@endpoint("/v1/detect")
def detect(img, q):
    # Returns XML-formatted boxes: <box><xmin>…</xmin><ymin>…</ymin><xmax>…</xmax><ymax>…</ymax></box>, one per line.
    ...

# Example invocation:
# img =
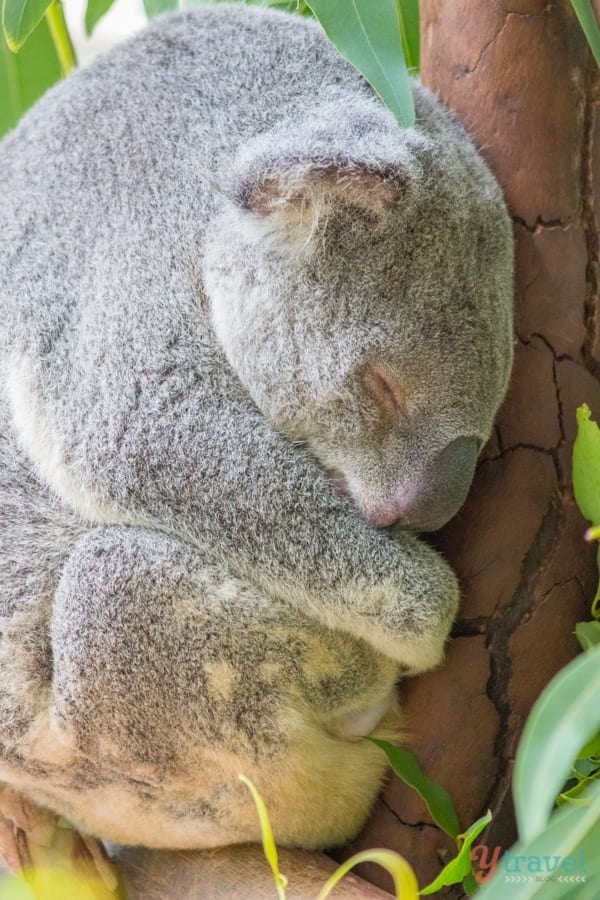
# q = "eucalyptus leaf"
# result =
<box><xmin>396</xmin><ymin>0</ymin><xmax>418</xmax><ymax>72</ymax></box>
<box><xmin>579</xmin><ymin>732</ymin><xmax>600</xmax><ymax>759</ymax></box>
<box><xmin>239</xmin><ymin>774</ymin><xmax>287</xmax><ymax>899</ymax></box>
<box><xmin>304</xmin><ymin>0</ymin><xmax>415</xmax><ymax>127</ymax></box>
<box><xmin>84</xmin><ymin>0</ymin><xmax>116</xmax><ymax>36</ymax></box>
<box><xmin>317</xmin><ymin>849</ymin><xmax>418</xmax><ymax>900</ymax></box>
<box><xmin>368</xmin><ymin>738</ymin><xmax>460</xmax><ymax>838</ymax></box>
<box><xmin>576</xmin><ymin>621</ymin><xmax>600</xmax><ymax>651</ymax></box>
<box><xmin>570</xmin><ymin>0</ymin><xmax>600</xmax><ymax>67</ymax></box>
<box><xmin>143</xmin><ymin>0</ymin><xmax>178</xmax><ymax>18</ymax></box>
<box><xmin>477</xmin><ymin>781</ymin><xmax>600</xmax><ymax>899</ymax></box>
<box><xmin>2</xmin><ymin>0</ymin><xmax>54</xmax><ymax>50</ymax></box>
<box><xmin>513</xmin><ymin>643</ymin><xmax>600</xmax><ymax>844</ymax></box>
<box><xmin>0</xmin><ymin>13</ymin><xmax>60</xmax><ymax>138</ymax></box>
<box><xmin>560</xmin><ymin>873</ymin><xmax>600</xmax><ymax>899</ymax></box>
<box><xmin>558</xmin><ymin>771</ymin><xmax>600</xmax><ymax>806</ymax></box>
<box><xmin>574</xmin><ymin>757</ymin><xmax>600</xmax><ymax>775</ymax></box>
<box><xmin>462</xmin><ymin>872</ymin><xmax>478</xmax><ymax>896</ymax></box>
<box><xmin>573</xmin><ymin>404</ymin><xmax>600</xmax><ymax>526</ymax></box>
<box><xmin>421</xmin><ymin>811</ymin><xmax>492</xmax><ymax>895</ymax></box>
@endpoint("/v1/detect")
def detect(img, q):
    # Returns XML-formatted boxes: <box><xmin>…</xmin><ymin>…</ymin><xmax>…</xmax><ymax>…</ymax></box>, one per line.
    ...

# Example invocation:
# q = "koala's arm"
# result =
<box><xmin>8</xmin><ymin>346</ymin><xmax>458</xmax><ymax>672</ymax></box>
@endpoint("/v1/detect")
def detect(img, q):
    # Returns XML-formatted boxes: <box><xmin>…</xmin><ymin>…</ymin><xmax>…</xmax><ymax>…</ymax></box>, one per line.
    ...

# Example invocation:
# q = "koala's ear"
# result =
<box><xmin>223</xmin><ymin>101</ymin><xmax>420</xmax><ymax>238</ymax></box>
<box><xmin>236</xmin><ymin>165</ymin><xmax>399</xmax><ymax>220</ymax></box>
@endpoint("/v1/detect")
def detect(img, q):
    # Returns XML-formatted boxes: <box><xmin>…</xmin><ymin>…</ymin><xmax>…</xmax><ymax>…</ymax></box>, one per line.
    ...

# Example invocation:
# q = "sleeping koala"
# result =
<box><xmin>0</xmin><ymin>4</ymin><xmax>513</xmax><ymax>850</ymax></box>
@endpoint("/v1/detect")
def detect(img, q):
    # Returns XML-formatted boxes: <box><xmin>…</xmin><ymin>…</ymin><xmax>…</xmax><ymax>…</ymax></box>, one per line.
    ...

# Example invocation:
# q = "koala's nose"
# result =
<box><xmin>367</xmin><ymin>436</ymin><xmax>479</xmax><ymax>531</ymax></box>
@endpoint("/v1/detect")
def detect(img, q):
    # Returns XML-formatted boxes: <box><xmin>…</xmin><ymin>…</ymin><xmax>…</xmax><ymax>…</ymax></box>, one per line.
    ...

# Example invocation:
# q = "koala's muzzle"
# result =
<box><xmin>367</xmin><ymin>436</ymin><xmax>479</xmax><ymax>532</ymax></box>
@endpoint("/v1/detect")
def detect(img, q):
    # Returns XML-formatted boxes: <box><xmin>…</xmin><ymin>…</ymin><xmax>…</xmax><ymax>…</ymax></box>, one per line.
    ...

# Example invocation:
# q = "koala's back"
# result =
<box><xmin>0</xmin><ymin>4</ymin><xmax>470</xmax><ymax>356</ymax></box>
<box><xmin>0</xmin><ymin>7</ymin><xmax>364</xmax><ymax>339</ymax></box>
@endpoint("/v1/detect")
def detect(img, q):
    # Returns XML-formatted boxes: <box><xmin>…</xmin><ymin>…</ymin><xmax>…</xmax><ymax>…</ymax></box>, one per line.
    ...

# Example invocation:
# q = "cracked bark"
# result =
<box><xmin>339</xmin><ymin>1</ymin><xmax>600</xmax><ymax>895</ymax></box>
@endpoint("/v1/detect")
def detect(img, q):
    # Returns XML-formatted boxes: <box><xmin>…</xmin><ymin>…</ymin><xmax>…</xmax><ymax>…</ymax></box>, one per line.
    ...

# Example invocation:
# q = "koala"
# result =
<box><xmin>0</xmin><ymin>4</ymin><xmax>514</xmax><ymax>850</ymax></box>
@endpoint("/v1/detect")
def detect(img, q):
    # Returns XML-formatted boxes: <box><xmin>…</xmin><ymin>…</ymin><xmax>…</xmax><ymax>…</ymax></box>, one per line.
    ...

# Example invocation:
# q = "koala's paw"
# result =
<box><xmin>359</xmin><ymin>620</ymin><xmax>451</xmax><ymax>674</ymax></box>
<box><xmin>344</xmin><ymin>548</ymin><xmax>460</xmax><ymax>673</ymax></box>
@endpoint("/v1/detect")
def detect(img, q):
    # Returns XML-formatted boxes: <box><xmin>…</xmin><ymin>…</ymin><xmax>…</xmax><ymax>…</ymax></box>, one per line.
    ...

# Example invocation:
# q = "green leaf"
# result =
<box><xmin>0</xmin><ymin>866</ymin><xmax>116</xmax><ymax>900</ymax></box>
<box><xmin>396</xmin><ymin>0</ymin><xmax>418</xmax><ymax>72</ymax></box>
<box><xmin>0</xmin><ymin>875</ymin><xmax>34</xmax><ymax>898</ymax></box>
<box><xmin>317</xmin><ymin>849</ymin><xmax>418</xmax><ymax>900</ymax></box>
<box><xmin>143</xmin><ymin>0</ymin><xmax>178</xmax><ymax>18</ymax></box>
<box><xmin>559</xmin><ymin>873</ymin><xmax>600</xmax><ymax>900</ymax></box>
<box><xmin>0</xmin><ymin>12</ymin><xmax>61</xmax><ymax>138</ymax></box>
<box><xmin>238</xmin><ymin>774</ymin><xmax>287</xmax><ymax>900</ymax></box>
<box><xmin>576</xmin><ymin>620</ymin><xmax>600</xmax><ymax>651</ymax></box>
<box><xmin>368</xmin><ymin>739</ymin><xmax>460</xmax><ymax>838</ymax></box>
<box><xmin>462</xmin><ymin>872</ymin><xmax>478</xmax><ymax>896</ymax></box>
<box><xmin>513</xmin><ymin>643</ymin><xmax>600</xmax><ymax>844</ymax></box>
<box><xmin>570</xmin><ymin>0</ymin><xmax>600</xmax><ymax>68</ymax></box>
<box><xmin>573</xmin><ymin>404</ymin><xmax>600</xmax><ymax>525</ymax></box>
<box><xmin>421</xmin><ymin>811</ymin><xmax>492</xmax><ymax>895</ymax></box>
<box><xmin>476</xmin><ymin>781</ymin><xmax>600</xmax><ymax>899</ymax></box>
<box><xmin>579</xmin><ymin>732</ymin><xmax>600</xmax><ymax>759</ymax></box>
<box><xmin>304</xmin><ymin>0</ymin><xmax>415</xmax><ymax>127</ymax></box>
<box><xmin>84</xmin><ymin>0</ymin><xmax>116</xmax><ymax>36</ymax></box>
<box><xmin>558</xmin><ymin>773</ymin><xmax>600</xmax><ymax>806</ymax></box>
<box><xmin>574</xmin><ymin>757</ymin><xmax>600</xmax><ymax>775</ymax></box>
<box><xmin>2</xmin><ymin>0</ymin><xmax>54</xmax><ymax>50</ymax></box>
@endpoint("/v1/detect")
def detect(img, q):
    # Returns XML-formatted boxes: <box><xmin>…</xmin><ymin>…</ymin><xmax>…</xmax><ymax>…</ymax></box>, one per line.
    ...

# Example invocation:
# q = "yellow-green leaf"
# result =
<box><xmin>84</xmin><ymin>0</ymin><xmax>116</xmax><ymax>36</ymax></box>
<box><xmin>573</xmin><ymin>404</ymin><xmax>600</xmax><ymax>526</ymax></box>
<box><xmin>3</xmin><ymin>0</ymin><xmax>53</xmax><ymax>50</ymax></box>
<box><xmin>420</xmin><ymin>811</ymin><xmax>492</xmax><ymax>895</ymax></box>
<box><xmin>396</xmin><ymin>0</ymin><xmax>418</xmax><ymax>72</ymax></box>
<box><xmin>317</xmin><ymin>849</ymin><xmax>419</xmax><ymax>900</ymax></box>
<box><xmin>239</xmin><ymin>774</ymin><xmax>287</xmax><ymax>900</ymax></box>
<box><xmin>0</xmin><ymin>12</ymin><xmax>60</xmax><ymax>137</ymax></box>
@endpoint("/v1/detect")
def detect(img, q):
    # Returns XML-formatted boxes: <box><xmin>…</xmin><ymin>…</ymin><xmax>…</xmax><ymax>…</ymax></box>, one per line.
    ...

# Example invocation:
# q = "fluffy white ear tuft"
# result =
<box><xmin>242</xmin><ymin>167</ymin><xmax>399</xmax><ymax>219</ymax></box>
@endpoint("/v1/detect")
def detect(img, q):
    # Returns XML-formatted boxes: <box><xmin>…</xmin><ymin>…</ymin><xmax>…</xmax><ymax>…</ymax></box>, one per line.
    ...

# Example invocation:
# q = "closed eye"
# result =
<box><xmin>364</xmin><ymin>365</ymin><xmax>405</xmax><ymax>418</ymax></box>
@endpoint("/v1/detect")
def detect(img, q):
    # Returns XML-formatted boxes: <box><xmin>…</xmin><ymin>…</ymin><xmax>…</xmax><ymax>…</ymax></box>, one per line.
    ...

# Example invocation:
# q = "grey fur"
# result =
<box><xmin>0</xmin><ymin>5</ymin><xmax>513</xmax><ymax>848</ymax></box>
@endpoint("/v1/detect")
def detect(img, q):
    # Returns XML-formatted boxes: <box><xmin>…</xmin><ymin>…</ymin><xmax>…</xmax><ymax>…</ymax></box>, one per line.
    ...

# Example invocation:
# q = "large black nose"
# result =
<box><xmin>366</xmin><ymin>436</ymin><xmax>480</xmax><ymax>531</ymax></box>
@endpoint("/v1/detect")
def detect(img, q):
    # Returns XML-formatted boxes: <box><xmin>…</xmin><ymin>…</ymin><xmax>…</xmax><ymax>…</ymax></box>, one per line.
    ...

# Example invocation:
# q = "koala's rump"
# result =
<box><xmin>0</xmin><ymin>504</ymin><xmax>399</xmax><ymax>847</ymax></box>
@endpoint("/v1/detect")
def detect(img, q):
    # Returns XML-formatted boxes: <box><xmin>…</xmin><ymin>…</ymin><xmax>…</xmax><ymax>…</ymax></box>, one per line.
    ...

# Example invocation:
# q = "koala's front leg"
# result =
<box><xmin>162</xmin><ymin>397</ymin><xmax>460</xmax><ymax>673</ymax></box>
<box><xmin>122</xmin><ymin>400</ymin><xmax>461</xmax><ymax>671</ymax></box>
<box><xmin>306</xmin><ymin>530</ymin><xmax>460</xmax><ymax>674</ymax></box>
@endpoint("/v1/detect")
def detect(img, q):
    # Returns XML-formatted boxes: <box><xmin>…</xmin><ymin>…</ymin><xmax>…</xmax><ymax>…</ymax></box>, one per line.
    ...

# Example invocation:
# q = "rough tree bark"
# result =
<box><xmin>342</xmin><ymin>0</ymin><xmax>600</xmax><ymax>894</ymax></box>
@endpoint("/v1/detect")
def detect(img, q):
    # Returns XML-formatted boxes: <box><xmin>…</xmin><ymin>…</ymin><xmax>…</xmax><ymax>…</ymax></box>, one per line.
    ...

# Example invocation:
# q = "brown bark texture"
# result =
<box><xmin>341</xmin><ymin>0</ymin><xmax>600</xmax><ymax>894</ymax></box>
<box><xmin>110</xmin><ymin>844</ymin><xmax>393</xmax><ymax>900</ymax></box>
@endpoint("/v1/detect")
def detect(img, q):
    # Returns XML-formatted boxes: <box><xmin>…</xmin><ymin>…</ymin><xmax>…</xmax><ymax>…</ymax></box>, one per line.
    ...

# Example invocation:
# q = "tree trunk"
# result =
<box><xmin>341</xmin><ymin>0</ymin><xmax>600</xmax><ymax>893</ymax></box>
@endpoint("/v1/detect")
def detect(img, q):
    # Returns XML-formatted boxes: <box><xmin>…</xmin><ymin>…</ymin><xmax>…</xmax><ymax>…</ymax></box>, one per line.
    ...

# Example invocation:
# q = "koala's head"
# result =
<box><xmin>203</xmin><ymin>90</ymin><xmax>514</xmax><ymax>531</ymax></box>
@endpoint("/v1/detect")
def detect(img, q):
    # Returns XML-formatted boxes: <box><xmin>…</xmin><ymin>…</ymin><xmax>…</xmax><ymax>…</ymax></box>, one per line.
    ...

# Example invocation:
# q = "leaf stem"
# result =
<box><xmin>45</xmin><ymin>0</ymin><xmax>76</xmax><ymax>76</ymax></box>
